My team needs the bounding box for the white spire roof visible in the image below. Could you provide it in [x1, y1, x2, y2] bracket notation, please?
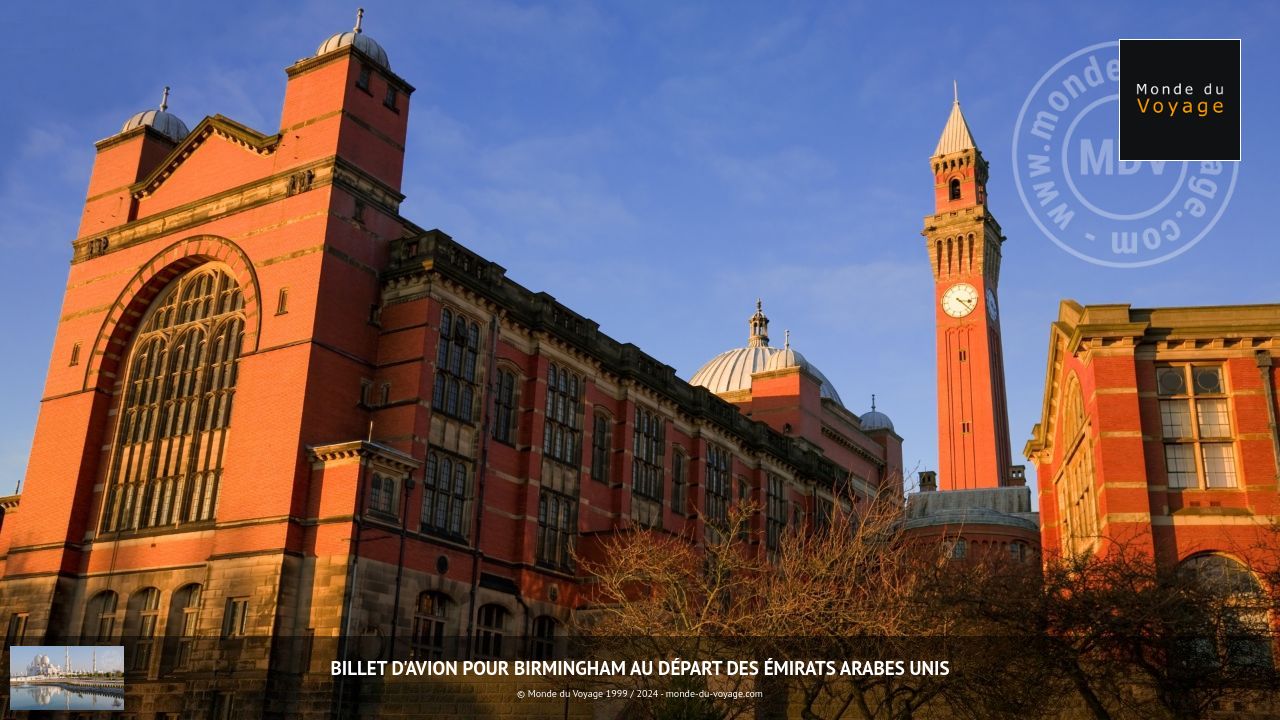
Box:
[933, 97, 977, 157]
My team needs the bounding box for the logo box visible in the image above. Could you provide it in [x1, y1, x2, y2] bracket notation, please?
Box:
[1119, 39, 1240, 161]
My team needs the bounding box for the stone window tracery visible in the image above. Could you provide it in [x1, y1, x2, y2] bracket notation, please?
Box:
[101, 266, 245, 533]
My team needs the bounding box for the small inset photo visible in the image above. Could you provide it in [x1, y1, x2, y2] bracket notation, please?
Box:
[8, 645, 125, 712]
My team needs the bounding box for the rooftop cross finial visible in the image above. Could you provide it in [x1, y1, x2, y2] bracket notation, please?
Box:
[354, 7, 364, 33]
[953, 79, 959, 104]
[160, 86, 170, 113]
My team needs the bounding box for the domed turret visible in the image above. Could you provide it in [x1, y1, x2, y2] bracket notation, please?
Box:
[316, 8, 390, 70]
[689, 301, 844, 405]
[860, 395, 894, 431]
[120, 87, 189, 142]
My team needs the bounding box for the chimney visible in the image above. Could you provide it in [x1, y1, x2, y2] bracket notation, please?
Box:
[919, 471, 938, 492]
[1009, 465, 1026, 487]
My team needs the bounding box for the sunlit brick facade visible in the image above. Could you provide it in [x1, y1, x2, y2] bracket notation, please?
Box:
[1026, 301, 1280, 577]
[0, 17, 902, 718]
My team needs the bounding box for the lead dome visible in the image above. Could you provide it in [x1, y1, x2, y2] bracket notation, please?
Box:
[316, 8, 390, 70]
[689, 301, 844, 406]
[120, 87, 189, 142]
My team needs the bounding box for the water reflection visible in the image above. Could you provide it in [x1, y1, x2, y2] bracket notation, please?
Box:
[9, 682, 125, 711]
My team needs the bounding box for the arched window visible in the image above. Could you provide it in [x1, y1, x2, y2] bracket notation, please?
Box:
[1178, 555, 1272, 669]
[411, 592, 450, 660]
[163, 584, 202, 673]
[82, 590, 118, 643]
[126, 587, 161, 671]
[530, 616, 559, 660]
[948, 178, 961, 200]
[1062, 375, 1086, 442]
[101, 266, 245, 533]
[474, 604, 509, 659]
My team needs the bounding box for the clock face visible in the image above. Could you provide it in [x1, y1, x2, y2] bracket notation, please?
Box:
[986, 288, 999, 321]
[941, 283, 979, 318]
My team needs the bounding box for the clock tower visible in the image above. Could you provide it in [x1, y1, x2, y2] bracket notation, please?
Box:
[924, 91, 1013, 490]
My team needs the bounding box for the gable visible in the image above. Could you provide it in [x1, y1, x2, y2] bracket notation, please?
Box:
[133, 117, 281, 217]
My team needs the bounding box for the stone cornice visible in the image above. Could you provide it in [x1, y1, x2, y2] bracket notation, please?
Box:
[308, 440, 421, 474]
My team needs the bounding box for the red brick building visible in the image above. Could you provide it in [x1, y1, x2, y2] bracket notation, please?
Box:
[1026, 301, 1280, 581]
[0, 15, 902, 717]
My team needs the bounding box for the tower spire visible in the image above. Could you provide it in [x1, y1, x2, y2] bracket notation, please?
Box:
[934, 97, 976, 156]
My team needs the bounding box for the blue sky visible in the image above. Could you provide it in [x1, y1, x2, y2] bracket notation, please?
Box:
[1, 1, 1277, 498]
[10, 646, 124, 674]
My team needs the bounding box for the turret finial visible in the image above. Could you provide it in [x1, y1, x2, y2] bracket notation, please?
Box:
[871, 393, 877, 412]
[160, 86, 170, 113]
[748, 299, 770, 348]
[784, 329, 791, 350]
[953, 80, 958, 104]
[354, 7, 364, 33]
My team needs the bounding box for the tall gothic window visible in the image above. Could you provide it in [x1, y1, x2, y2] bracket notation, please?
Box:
[705, 444, 730, 528]
[590, 411, 612, 483]
[766, 474, 787, 553]
[632, 406, 665, 502]
[493, 369, 518, 444]
[537, 488, 575, 569]
[101, 266, 245, 533]
[543, 363, 582, 465]
[433, 308, 480, 422]
[422, 452, 470, 540]
[671, 448, 688, 515]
